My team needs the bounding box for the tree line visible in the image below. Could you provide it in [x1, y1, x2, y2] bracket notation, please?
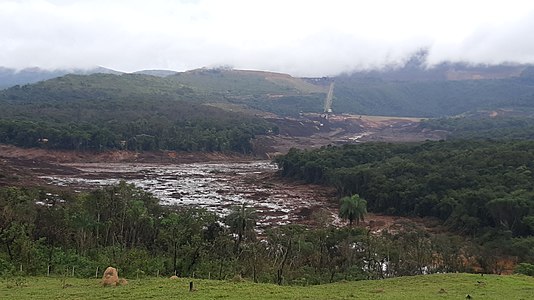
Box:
[0, 182, 510, 283]
[421, 115, 534, 140]
[0, 118, 269, 153]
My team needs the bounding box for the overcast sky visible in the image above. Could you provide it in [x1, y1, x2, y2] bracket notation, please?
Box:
[1, 0, 534, 76]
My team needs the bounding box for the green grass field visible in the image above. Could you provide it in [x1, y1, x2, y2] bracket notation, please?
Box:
[1, 273, 533, 299]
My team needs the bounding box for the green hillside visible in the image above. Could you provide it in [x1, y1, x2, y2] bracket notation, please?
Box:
[167, 66, 534, 118]
[2, 72, 243, 105]
[170, 69, 326, 116]
[0, 70, 329, 152]
[421, 114, 534, 140]
[3, 67, 534, 153]
[170, 68, 325, 95]
[332, 74, 534, 117]
[0, 73, 278, 152]
[1, 70, 325, 119]
[2, 274, 533, 300]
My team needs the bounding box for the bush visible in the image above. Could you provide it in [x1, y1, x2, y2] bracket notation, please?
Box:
[0, 258, 15, 276]
[515, 263, 534, 276]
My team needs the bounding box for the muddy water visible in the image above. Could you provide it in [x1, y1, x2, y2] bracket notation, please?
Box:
[41, 161, 339, 228]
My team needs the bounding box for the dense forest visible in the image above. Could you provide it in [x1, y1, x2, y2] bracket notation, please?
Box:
[275, 140, 534, 235]
[0, 182, 516, 283]
[275, 140, 534, 264]
[0, 74, 279, 153]
[421, 115, 534, 140]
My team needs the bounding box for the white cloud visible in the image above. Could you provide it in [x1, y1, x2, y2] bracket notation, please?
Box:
[1, 0, 534, 76]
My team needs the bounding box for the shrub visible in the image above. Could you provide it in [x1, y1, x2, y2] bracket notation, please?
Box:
[515, 263, 534, 276]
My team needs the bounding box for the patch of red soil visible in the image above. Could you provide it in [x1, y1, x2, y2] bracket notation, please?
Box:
[362, 213, 443, 234]
[0, 144, 253, 164]
[0, 144, 255, 187]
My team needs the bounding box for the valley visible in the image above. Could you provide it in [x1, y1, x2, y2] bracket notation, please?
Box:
[4, 0, 534, 295]
[1, 63, 534, 283]
[39, 160, 337, 229]
[0, 141, 429, 233]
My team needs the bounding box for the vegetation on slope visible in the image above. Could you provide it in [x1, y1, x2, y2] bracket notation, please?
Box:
[170, 68, 326, 116]
[276, 140, 534, 234]
[0, 69, 336, 152]
[3, 66, 534, 153]
[275, 140, 534, 266]
[171, 68, 325, 95]
[0, 182, 509, 284]
[422, 115, 534, 140]
[332, 74, 534, 117]
[0, 73, 280, 153]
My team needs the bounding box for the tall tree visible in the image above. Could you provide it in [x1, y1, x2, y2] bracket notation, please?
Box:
[225, 203, 256, 254]
[339, 194, 367, 226]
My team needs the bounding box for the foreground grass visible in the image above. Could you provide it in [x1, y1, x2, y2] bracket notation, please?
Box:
[1, 273, 534, 299]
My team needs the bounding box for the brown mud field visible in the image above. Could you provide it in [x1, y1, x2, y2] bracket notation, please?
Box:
[257, 113, 447, 157]
[1, 144, 434, 232]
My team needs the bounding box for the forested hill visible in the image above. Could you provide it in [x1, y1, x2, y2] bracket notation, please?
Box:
[166, 66, 534, 118]
[276, 140, 534, 238]
[0, 73, 284, 153]
[1, 69, 327, 116]
[169, 68, 326, 116]
[3, 67, 534, 153]
[332, 67, 534, 117]
[3, 65, 534, 119]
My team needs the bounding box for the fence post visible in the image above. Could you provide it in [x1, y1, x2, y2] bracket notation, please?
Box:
[96, 267, 99, 278]
[47, 265, 51, 277]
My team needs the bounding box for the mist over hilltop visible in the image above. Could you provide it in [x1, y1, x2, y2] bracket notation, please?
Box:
[1, 0, 534, 77]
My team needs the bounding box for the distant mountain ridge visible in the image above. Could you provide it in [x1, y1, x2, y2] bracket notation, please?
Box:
[2, 54, 534, 90]
[0, 66, 122, 89]
[343, 50, 532, 82]
[345, 62, 529, 81]
[2, 57, 534, 118]
[133, 69, 177, 77]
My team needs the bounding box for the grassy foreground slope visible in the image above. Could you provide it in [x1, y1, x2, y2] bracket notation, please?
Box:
[2, 274, 534, 299]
